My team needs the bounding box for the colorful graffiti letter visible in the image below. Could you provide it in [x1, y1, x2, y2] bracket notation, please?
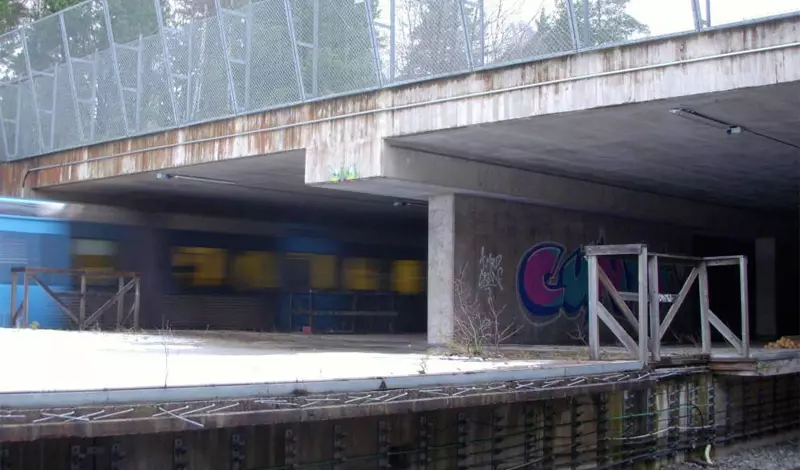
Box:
[517, 243, 585, 319]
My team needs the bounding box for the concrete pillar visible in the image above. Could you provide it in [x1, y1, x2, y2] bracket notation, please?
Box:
[756, 237, 777, 339]
[428, 194, 456, 346]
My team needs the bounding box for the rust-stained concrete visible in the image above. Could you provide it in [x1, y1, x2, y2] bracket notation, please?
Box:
[1, 15, 797, 196]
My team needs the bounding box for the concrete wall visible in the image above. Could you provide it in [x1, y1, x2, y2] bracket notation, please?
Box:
[431, 194, 701, 346]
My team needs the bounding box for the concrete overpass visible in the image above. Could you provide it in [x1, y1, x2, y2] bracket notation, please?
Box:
[0, 4, 799, 346]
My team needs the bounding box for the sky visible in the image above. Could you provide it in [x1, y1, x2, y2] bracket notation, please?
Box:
[479, 0, 800, 37]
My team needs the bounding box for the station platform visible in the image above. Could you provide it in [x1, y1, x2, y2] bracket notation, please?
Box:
[0, 329, 643, 409]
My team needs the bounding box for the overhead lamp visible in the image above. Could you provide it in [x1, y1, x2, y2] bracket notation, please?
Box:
[393, 200, 426, 208]
[155, 172, 237, 186]
[669, 107, 738, 132]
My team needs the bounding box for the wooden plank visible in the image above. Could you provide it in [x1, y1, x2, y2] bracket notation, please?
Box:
[30, 274, 79, 325]
[596, 303, 639, 359]
[637, 248, 649, 364]
[597, 267, 638, 330]
[698, 263, 712, 354]
[83, 280, 137, 326]
[584, 244, 644, 256]
[708, 309, 743, 355]
[648, 256, 661, 361]
[587, 255, 600, 360]
[739, 257, 750, 358]
[658, 268, 698, 340]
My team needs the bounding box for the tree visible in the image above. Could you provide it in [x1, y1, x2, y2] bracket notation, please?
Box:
[512, 0, 650, 59]
[0, 0, 27, 34]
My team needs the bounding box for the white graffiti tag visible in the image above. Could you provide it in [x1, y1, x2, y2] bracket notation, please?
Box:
[478, 247, 504, 291]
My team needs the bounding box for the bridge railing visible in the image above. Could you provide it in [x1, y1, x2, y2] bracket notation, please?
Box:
[0, 0, 797, 162]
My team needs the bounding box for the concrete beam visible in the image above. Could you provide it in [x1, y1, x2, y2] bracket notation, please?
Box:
[323, 146, 777, 237]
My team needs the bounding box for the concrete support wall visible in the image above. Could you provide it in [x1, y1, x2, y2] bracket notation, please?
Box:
[2, 373, 795, 470]
[756, 238, 777, 339]
[428, 194, 700, 346]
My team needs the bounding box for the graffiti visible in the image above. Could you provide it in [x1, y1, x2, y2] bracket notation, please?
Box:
[517, 240, 687, 322]
[328, 164, 360, 183]
[478, 247, 503, 291]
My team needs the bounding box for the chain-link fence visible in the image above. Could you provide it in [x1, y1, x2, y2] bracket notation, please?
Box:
[0, 0, 796, 162]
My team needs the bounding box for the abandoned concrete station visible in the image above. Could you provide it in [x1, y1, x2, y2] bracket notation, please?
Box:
[0, 0, 799, 468]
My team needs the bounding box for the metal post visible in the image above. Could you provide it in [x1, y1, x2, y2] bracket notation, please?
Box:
[117, 276, 125, 330]
[244, 6, 252, 110]
[638, 247, 649, 364]
[581, 0, 591, 46]
[477, 0, 485, 66]
[13, 80, 21, 157]
[458, 0, 473, 69]
[739, 256, 750, 358]
[22, 271, 29, 327]
[19, 28, 45, 152]
[154, 0, 179, 125]
[100, 0, 131, 135]
[79, 273, 87, 330]
[565, 0, 581, 50]
[364, 0, 383, 86]
[135, 34, 143, 132]
[706, 0, 711, 26]
[648, 255, 660, 362]
[691, 0, 703, 30]
[186, 23, 194, 120]
[89, 51, 98, 140]
[389, 0, 396, 81]
[311, 0, 319, 97]
[698, 262, 712, 354]
[59, 13, 85, 142]
[9, 271, 17, 327]
[214, 0, 239, 111]
[284, 0, 306, 100]
[587, 254, 600, 360]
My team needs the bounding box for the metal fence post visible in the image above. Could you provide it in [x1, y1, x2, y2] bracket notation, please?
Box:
[19, 28, 45, 152]
[389, 0, 396, 82]
[648, 255, 660, 362]
[698, 262, 712, 354]
[284, 0, 306, 101]
[59, 12, 85, 142]
[739, 256, 750, 358]
[100, 0, 131, 135]
[364, 0, 383, 86]
[691, 0, 703, 30]
[587, 254, 600, 360]
[565, 0, 581, 50]
[154, 0, 179, 125]
[214, 0, 239, 111]
[637, 246, 649, 365]
[458, 0, 474, 69]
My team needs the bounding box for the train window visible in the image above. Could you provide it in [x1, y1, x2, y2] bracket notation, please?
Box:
[231, 251, 279, 290]
[309, 254, 337, 290]
[342, 257, 380, 291]
[284, 253, 338, 290]
[172, 247, 228, 287]
[391, 260, 425, 295]
[72, 239, 118, 286]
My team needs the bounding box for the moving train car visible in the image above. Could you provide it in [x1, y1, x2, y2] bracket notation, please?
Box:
[0, 197, 427, 333]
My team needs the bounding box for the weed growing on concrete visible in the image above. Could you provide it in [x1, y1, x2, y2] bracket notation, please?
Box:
[451, 264, 522, 358]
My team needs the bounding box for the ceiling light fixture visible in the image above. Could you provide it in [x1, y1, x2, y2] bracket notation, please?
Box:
[155, 172, 237, 186]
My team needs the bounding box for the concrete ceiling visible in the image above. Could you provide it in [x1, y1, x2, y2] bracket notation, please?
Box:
[41, 150, 427, 224]
[388, 82, 800, 211]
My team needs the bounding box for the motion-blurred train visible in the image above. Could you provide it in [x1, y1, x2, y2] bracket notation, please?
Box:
[0, 197, 427, 333]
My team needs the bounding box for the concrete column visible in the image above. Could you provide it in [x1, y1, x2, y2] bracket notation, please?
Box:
[428, 194, 456, 346]
[756, 237, 777, 339]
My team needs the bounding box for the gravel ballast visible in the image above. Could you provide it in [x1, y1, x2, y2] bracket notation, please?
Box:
[663, 441, 800, 469]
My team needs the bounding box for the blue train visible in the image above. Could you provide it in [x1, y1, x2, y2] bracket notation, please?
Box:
[0, 197, 427, 333]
